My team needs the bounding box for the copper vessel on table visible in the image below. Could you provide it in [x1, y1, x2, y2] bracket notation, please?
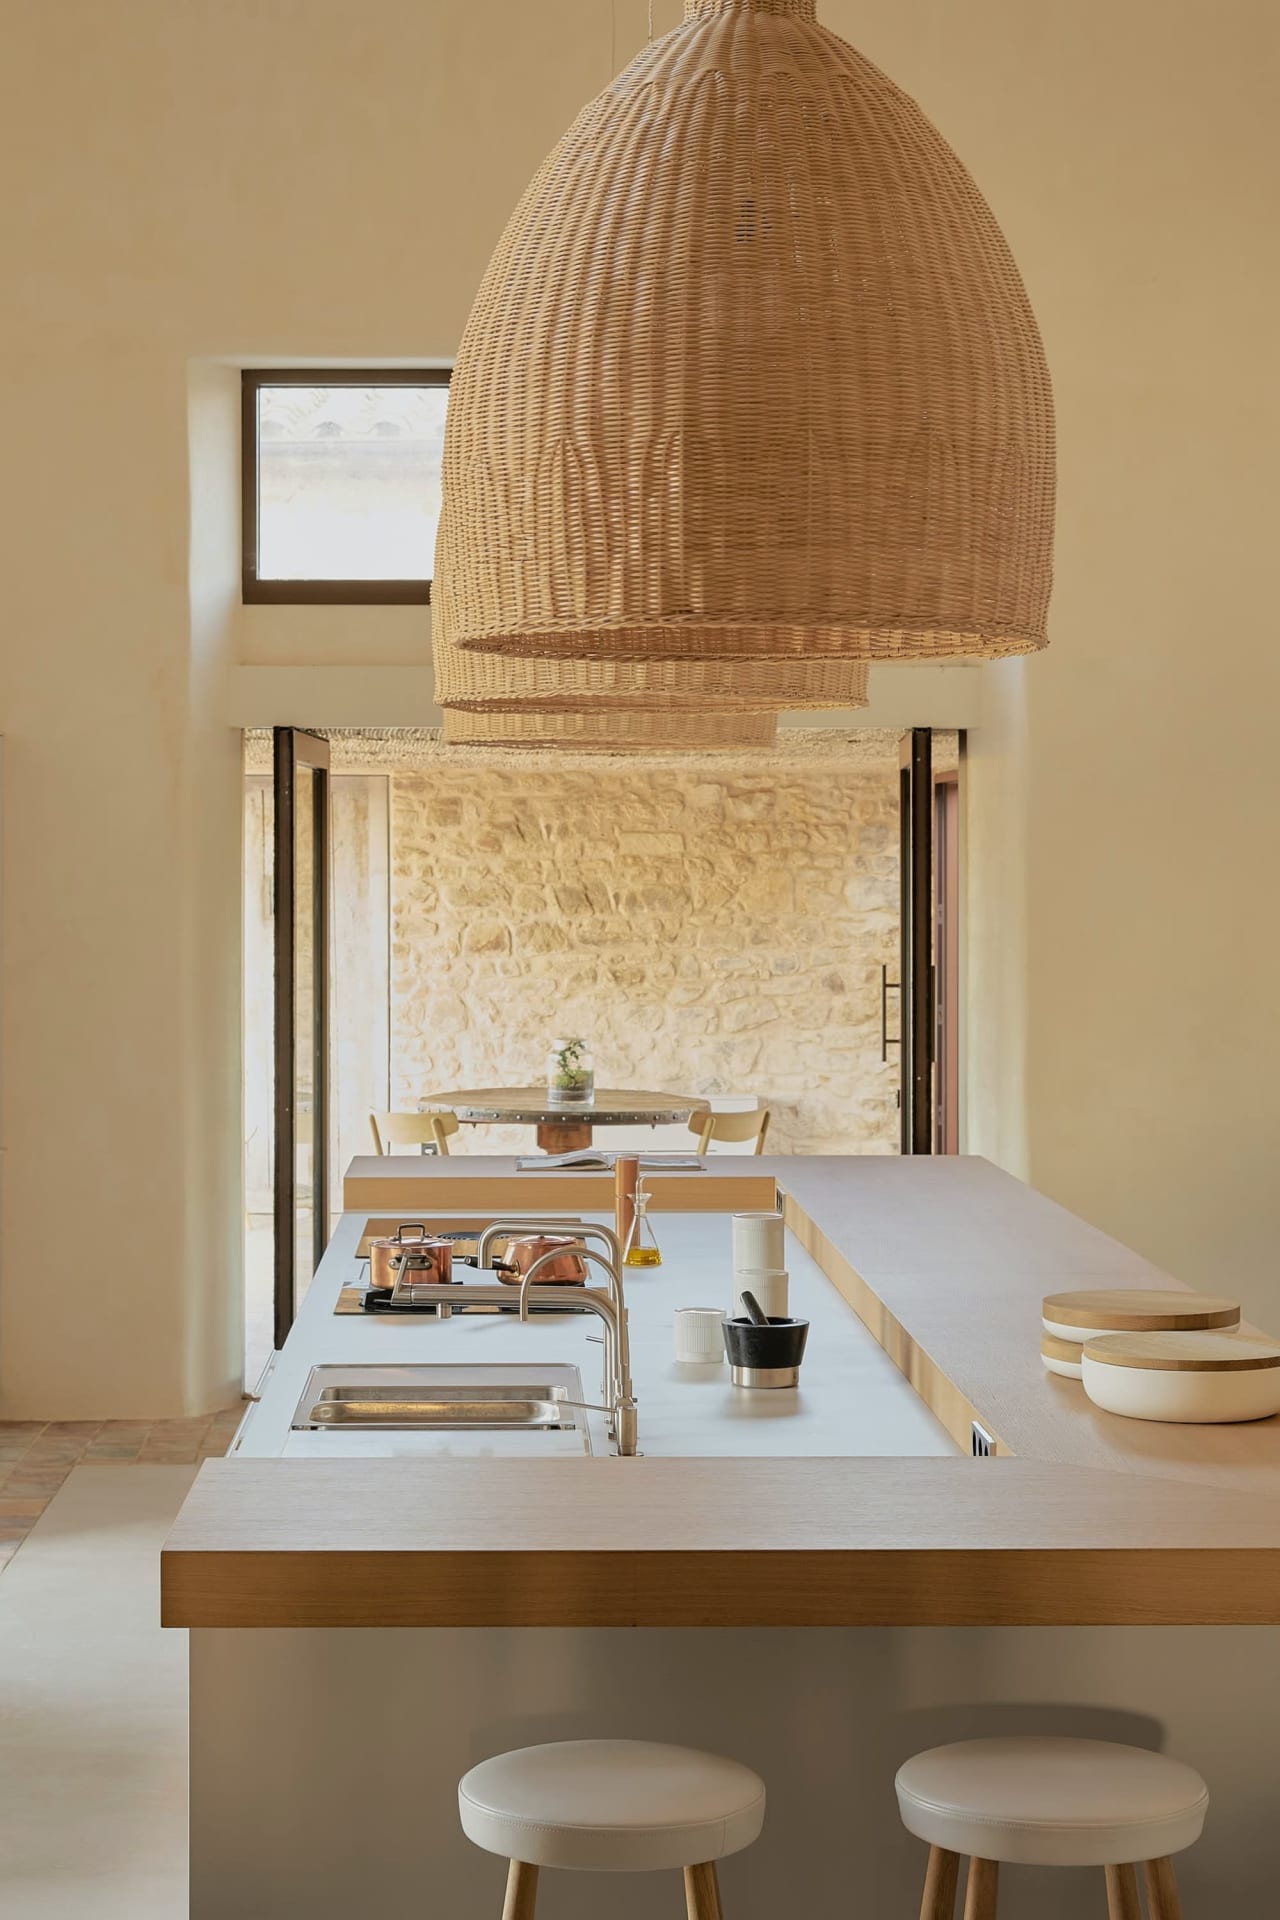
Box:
[495, 1234, 588, 1286]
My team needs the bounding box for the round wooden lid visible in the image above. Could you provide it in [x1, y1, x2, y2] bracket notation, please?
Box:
[1040, 1331, 1083, 1362]
[1042, 1288, 1240, 1333]
[1083, 1331, 1280, 1373]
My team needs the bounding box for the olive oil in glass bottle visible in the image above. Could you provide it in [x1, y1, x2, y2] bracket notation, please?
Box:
[622, 1175, 662, 1268]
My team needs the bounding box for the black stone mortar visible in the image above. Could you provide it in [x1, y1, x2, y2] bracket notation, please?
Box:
[722, 1315, 810, 1371]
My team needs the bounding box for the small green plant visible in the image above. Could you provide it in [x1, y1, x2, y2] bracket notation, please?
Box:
[552, 1037, 589, 1090]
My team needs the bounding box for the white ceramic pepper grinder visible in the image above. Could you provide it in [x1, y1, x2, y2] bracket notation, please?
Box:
[730, 1209, 788, 1319]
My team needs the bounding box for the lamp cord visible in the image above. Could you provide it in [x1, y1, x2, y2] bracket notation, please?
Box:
[612, 0, 654, 75]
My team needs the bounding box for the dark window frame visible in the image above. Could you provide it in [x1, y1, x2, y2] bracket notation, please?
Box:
[241, 367, 451, 605]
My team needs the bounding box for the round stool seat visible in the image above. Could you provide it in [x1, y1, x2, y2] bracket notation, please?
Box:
[459, 1739, 766, 1873]
[896, 1737, 1208, 1868]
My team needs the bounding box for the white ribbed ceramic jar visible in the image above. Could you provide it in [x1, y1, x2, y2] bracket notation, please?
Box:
[673, 1308, 727, 1365]
[1082, 1332, 1280, 1424]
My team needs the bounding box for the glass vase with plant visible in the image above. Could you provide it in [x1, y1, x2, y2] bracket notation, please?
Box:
[546, 1037, 594, 1107]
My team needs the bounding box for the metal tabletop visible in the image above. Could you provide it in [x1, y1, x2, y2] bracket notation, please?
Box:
[419, 1087, 709, 1127]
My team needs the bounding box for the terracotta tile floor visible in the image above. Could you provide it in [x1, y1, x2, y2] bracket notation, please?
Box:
[0, 1405, 246, 1573]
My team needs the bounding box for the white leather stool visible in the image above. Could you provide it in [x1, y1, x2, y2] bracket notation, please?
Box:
[896, 1736, 1208, 1919]
[459, 1738, 766, 1920]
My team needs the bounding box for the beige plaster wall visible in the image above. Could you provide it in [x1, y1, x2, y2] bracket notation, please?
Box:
[957, 2, 1280, 1324]
[389, 760, 899, 1153]
[0, 0, 621, 1417]
[1, 0, 1276, 1421]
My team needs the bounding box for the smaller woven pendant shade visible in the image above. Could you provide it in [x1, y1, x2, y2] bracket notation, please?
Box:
[433, 629, 868, 713]
[442, 708, 778, 751]
[437, 0, 1055, 667]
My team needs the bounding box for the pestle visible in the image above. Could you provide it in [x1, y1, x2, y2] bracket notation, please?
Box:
[739, 1290, 772, 1328]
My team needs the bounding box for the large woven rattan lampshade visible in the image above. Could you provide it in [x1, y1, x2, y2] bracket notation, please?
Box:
[436, 0, 1054, 667]
[442, 708, 778, 751]
[433, 629, 868, 713]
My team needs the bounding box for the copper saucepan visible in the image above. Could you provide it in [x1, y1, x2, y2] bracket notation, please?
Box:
[368, 1224, 455, 1292]
[495, 1233, 588, 1286]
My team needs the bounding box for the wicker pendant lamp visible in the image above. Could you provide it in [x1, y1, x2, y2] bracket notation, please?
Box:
[442, 708, 778, 751]
[433, 628, 868, 714]
[437, 0, 1054, 667]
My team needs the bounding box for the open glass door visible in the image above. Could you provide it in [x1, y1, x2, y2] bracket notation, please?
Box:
[273, 728, 331, 1349]
[898, 728, 934, 1154]
[933, 770, 960, 1153]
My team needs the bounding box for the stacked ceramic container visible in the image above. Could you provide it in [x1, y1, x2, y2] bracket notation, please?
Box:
[1042, 1287, 1280, 1423]
[1041, 1289, 1241, 1380]
[1082, 1330, 1280, 1423]
[731, 1210, 788, 1321]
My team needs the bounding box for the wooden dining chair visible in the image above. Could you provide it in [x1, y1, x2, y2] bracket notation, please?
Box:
[368, 1110, 459, 1157]
[687, 1107, 770, 1155]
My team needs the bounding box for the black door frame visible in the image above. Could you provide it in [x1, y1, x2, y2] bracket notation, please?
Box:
[933, 770, 961, 1153]
[273, 727, 331, 1350]
[898, 728, 934, 1155]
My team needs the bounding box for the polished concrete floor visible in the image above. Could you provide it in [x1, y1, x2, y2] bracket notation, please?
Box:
[0, 1466, 194, 1917]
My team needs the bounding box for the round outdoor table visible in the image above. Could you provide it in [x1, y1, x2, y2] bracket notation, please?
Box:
[419, 1086, 710, 1154]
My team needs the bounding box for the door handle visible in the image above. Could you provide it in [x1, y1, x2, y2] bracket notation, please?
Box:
[880, 963, 901, 1063]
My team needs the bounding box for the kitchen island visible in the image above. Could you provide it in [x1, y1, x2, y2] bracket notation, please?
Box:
[166, 1157, 1280, 1917]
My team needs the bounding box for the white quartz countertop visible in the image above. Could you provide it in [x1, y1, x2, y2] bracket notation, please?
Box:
[239, 1207, 955, 1462]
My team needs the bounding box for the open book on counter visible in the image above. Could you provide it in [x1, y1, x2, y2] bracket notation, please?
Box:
[514, 1150, 707, 1172]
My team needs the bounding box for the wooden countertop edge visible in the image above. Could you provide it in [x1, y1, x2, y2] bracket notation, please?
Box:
[782, 1195, 999, 1456]
[161, 1455, 1280, 1628]
[161, 1544, 1280, 1629]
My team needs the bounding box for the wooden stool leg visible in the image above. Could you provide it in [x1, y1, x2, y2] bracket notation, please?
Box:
[919, 1846, 962, 1919]
[1143, 1858, 1184, 1920]
[684, 1861, 723, 1920]
[1105, 1864, 1143, 1920]
[962, 1857, 999, 1920]
[502, 1860, 539, 1920]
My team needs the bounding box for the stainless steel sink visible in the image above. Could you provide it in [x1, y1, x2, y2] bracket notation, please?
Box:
[291, 1364, 586, 1435]
[309, 1384, 570, 1431]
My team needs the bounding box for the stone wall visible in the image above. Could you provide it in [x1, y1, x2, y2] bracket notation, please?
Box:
[389, 754, 902, 1153]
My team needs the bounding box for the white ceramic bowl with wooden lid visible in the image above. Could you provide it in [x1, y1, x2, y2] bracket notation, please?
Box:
[1081, 1332, 1280, 1424]
[1040, 1332, 1084, 1379]
[1042, 1288, 1240, 1345]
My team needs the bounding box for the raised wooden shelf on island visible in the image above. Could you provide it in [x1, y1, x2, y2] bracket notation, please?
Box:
[778, 1156, 1280, 1493]
[342, 1154, 777, 1216]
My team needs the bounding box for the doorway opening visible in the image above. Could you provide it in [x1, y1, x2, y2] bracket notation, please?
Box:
[242, 750, 390, 1385]
[241, 725, 962, 1386]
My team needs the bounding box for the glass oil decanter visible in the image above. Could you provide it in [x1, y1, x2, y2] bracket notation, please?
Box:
[623, 1174, 662, 1268]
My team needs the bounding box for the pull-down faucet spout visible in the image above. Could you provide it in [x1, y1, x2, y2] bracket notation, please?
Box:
[403, 1220, 638, 1456]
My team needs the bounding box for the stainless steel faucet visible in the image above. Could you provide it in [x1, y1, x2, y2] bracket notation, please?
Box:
[400, 1221, 638, 1457]
[476, 1219, 623, 1274]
